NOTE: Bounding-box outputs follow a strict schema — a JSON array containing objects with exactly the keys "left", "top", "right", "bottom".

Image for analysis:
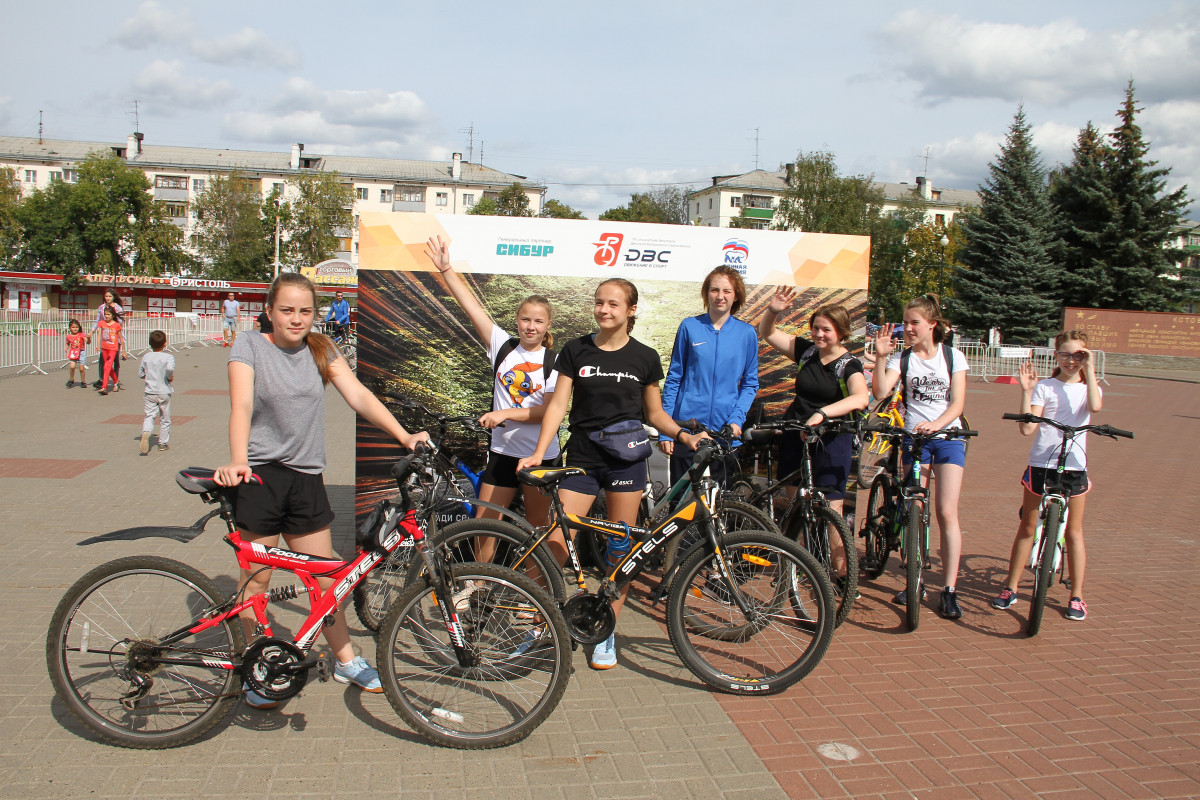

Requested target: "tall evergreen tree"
[
  {"left": 1100, "top": 80, "right": 1189, "bottom": 310},
  {"left": 955, "top": 107, "right": 1062, "bottom": 342},
  {"left": 1049, "top": 123, "right": 1118, "bottom": 308}
]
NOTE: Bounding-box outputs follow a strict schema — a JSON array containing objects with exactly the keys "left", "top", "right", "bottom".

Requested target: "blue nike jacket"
[{"left": 660, "top": 314, "right": 759, "bottom": 438}]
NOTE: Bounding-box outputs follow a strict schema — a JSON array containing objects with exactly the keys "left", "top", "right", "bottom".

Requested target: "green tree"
[
  {"left": 191, "top": 170, "right": 273, "bottom": 280},
  {"left": 0, "top": 167, "right": 22, "bottom": 267},
  {"left": 284, "top": 171, "right": 354, "bottom": 270},
  {"left": 15, "top": 152, "right": 185, "bottom": 288},
  {"left": 772, "top": 149, "right": 885, "bottom": 235},
  {"left": 1049, "top": 123, "right": 1119, "bottom": 309},
  {"left": 954, "top": 107, "right": 1062, "bottom": 342},
  {"left": 495, "top": 182, "right": 534, "bottom": 216},
  {"left": 867, "top": 190, "right": 926, "bottom": 322},
  {"left": 541, "top": 198, "right": 585, "bottom": 219},
  {"left": 467, "top": 196, "right": 498, "bottom": 216},
  {"left": 1099, "top": 80, "right": 1190, "bottom": 310},
  {"left": 600, "top": 186, "right": 688, "bottom": 224}
]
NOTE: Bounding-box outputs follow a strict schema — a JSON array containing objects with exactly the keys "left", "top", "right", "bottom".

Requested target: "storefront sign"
[{"left": 301, "top": 259, "right": 357, "bottom": 286}]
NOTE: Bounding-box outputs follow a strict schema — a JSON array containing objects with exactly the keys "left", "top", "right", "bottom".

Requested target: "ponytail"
[
  {"left": 905, "top": 294, "right": 950, "bottom": 344},
  {"left": 267, "top": 272, "right": 338, "bottom": 385}
]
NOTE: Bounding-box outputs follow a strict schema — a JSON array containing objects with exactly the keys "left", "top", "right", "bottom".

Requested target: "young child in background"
[
  {"left": 138, "top": 330, "right": 175, "bottom": 454},
  {"left": 64, "top": 319, "right": 87, "bottom": 388},
  {"left": 96, "top": 307, "right": 124, "bottom": 395}
]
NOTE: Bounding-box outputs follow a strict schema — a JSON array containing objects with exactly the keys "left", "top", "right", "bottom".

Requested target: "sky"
[{"left": 2, "top": 1, "right": 1198, "bottom": 220}]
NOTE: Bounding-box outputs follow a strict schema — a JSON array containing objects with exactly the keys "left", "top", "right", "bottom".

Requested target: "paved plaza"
[{"left": 1, "top": 343, "right": 1197, "bottom": 799}]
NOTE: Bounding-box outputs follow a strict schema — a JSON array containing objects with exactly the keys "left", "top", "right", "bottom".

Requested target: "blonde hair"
[
  {"left": 904, "top": 294, "right": 950, "bottom": 344},
  {"left": 266, "top": 272, "right": 339, "bottom": 384},
  {"left": 517, "top": 295, "right": 554, "bottom": 349},
  {"left": 597, "top": 278, "right": 638, "bottom": 334},
  {"left": 809, "top": 304, "right": 852, "bottom": 342}
]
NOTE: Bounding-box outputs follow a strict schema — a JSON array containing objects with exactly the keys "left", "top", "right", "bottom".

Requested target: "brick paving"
[{"left": 1, "top": 344, "right": 1197, "bottom": 799}]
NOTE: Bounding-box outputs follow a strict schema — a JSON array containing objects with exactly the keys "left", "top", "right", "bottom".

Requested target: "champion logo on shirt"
[{"left": 578, "top": 366, "right": 639, "bottom": 382}]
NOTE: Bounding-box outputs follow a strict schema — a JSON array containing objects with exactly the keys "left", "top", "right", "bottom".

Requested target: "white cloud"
[
  {"left": 876, "top": 10, "right": 1200, "bottom": 105},
  {"left": 189, "top": 28, "right": 300, "bottom": 70},
  {"left": 112, "top": 1, "right": 192, "bottom": 50},
  {"left": 131, "top": 60, "right": 236, "bottom": 112}
]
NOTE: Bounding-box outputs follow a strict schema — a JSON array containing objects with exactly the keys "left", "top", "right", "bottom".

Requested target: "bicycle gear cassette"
[
  {"left": 562, "top": 592, "right": 615, "bottom": 645},
  {"left": 241, "top": 638, "right": 308, "bottom": 701}
]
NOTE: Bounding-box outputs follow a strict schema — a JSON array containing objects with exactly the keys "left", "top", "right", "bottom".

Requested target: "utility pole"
[{"left": 273, "top": 201, "right": 282, "bottom": 279}]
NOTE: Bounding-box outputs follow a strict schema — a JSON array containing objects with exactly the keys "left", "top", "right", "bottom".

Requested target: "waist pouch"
[{"left": 588, "top": 420, "right": 652, "bottom": 462}]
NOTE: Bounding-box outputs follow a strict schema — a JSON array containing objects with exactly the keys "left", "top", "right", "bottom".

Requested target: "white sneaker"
[{"left": 589, "top": 633, "right": 617, "bottom": 670}]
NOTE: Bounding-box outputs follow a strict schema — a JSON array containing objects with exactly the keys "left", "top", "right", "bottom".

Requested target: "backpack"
[
  {"left": 898, "top": 342, "right": 971, "bottom": 451},
  {"left": 797, "top": 345, "right": 862, "bottom": 422},
  {"left": 492, "top": 337, "right": 556, "bottom": 408}
]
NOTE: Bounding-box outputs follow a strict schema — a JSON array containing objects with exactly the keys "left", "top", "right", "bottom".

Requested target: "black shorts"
[
  {"left": 482, "top": 452, "right": 556, "bottom": 489},
  {"left": 778, "top": 431, "right": 853, "bottom": 500},
  {"left": 1022, "top": 466, "right": 1090, "bottom": 498},
  {"left": 233, "top": 462, "right": 334, "bottom": 536}
]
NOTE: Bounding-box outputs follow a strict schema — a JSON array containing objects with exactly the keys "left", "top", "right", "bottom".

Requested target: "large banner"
[
  {"left": 354, "top": 213, "right": 870, "bottom": 519},
  {"left": 1064, "top": 307, "right": 1200, "bottom": 357}
]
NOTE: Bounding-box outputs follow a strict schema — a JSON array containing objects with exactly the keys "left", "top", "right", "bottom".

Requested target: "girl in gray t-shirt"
[{"left": 214, "top": 273, "right": 430, "bottom": 709}]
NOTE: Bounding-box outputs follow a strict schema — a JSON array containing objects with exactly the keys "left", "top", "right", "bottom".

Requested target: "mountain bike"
[
  {"left": 513, "top": 428, "right": 835, "bottom": 695},
  {"left": 322, "top": 321, "right": 357, "bottom": 370},
  {"left": 1001, "top": 412, "right": 1133, "bottom": 636},
  {"left": 858, "top": 423, "right": 978, "bottom": 632},
  {"left": 45, "top": 450, "right": 570, "bottom": 750},
  {"left": 738, "top": 419, "right": 860, "bottom": 627}
]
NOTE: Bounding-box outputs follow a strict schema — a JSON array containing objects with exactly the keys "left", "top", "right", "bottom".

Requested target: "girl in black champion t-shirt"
[{"left": 518, "top": 278, "right": 703, "bottom": 671}]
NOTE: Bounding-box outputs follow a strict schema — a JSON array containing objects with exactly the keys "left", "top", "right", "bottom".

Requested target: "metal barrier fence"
[
  {"left": 0, "top": 314, "right": 253, "bottom": 376},
  {"left": 863, "top": 338, "right": 1107, "bottom": 383}
]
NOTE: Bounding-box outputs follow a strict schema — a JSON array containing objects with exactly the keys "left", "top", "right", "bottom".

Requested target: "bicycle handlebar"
[
  {"left": 384, "top": 392, "right": 490, "bottom": 435},
  {"left": 745, "top": 418, "right": 859, "bottom": 442},
  {"left": 860, "top": 421, "right": 978, "bottom": 441},
  {"left": 1002, "top": 412, "right": 1133, "bottom": 440}
]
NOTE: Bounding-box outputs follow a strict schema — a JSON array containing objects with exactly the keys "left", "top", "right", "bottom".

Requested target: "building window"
[
  {"left": 744, "top": 194, "right": 773, "bottom": 209},
  {"left": 379, "top": 189, "right": 393, "bottom": 203},
  {"left": 272, "top": 182, "right": 284, "bottom": 195},
  {"left": 1188, "top": 235, "right": 1200, "bottom": 247},
  {"left": 163, "top": 202, "right": 188, "bottom": 218},
  {"left": 932, "top": 190, "right": 942, "bottom": 200},
  {"left": 355, "top": 187, "right": 369, "bottom": 200},
  {"left": 59, "top": 292, "right": 91, "bottom": 310},
  {"left": 192, "top": 178, "right": 205, "bottom": 193},
  {"left": 462, "top": 193, "right": 475, "bottom": 207},
  {"left": 24, "top": 170, "right": 36, "bottom": 183},
  {"left": 155, "top": 175, "right": 188, "bottom": 190},
  {"left": 338, "top": 237, "right": 352, "bottom": 252},
  {"left": 436, "top": 192, "right": 448, "bottom": 206},
  {"left": 695, "top": 203, "right": 700, "bottom": 214},
  {"left": 50, "top": 171, "right": 63, "bottom": 182},
  {"left": 397, "top": 185, "right": 423, "bottom": 202},
  {"left": 708, "top": 198, "right": 712, "bottom": 210},
  {"left": 935, "top": 214, "right": 946, "bottom": 226},
  {"left": 731, "top": 196, "right": 742, "bottom": 208}
]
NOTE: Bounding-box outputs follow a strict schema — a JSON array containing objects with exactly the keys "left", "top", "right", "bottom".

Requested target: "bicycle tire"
[
  {"left": 45, "top": 556, "right": 244, "bottom": 749},
  {"left": 666, "top": 532, "right": 834, "bottom": 695},
  {"left": 786, "top": 503, "right": 857, "bottom": 627},
  {"left": 663, "top": 499, "right": 779, "bottom": 574},
  {"left": 860, "top": 475, "right": 892, "bottom": 581},
  {"left": 408, "top": 518, "right": 566, "bottom": 604},
  {"left": 341, "top": 343, "right": 357, "bottom": 370},
  {"left": 1027, "top": 504, "right": 1061, "bottom": 637},
  {"left": 377, "top": 563, "right": 571, "bottom": 749},
  {"left": 353, "top": 544, "right": 418, "bottom": 632},
  {"left": 903, "top": 501, "right": 923, "bottom": 632}
]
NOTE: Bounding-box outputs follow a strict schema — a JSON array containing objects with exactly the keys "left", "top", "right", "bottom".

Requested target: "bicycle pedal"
[{"left": 314, "top": 652, "right": 333, "bottom": 682}]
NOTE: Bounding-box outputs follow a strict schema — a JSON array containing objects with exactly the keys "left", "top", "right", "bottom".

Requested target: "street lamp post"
[{"left": 937, "top": 233, "right": 950, "bottom": 296}]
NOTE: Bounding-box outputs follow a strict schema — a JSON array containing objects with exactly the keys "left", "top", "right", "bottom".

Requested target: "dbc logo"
[
  {"left": 723, "top": 239, "right": 749, "bottom": 273},
  {"left": 594, "top": 233, "right": 623, "bottom": 267}
]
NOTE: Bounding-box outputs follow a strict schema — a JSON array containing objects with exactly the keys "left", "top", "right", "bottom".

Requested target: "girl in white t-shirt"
[
  {"left": 872, "top": 294, "right": 969, "bottom": 620},
  {"left": 992, "top": 331, "right": 1103, "bottom": 621},
  {"left": 425, "top": 235, "right": 559, "bottom": 536}
]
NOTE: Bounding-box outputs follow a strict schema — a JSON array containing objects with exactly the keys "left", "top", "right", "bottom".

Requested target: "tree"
[
  {"left": 954, "top": 107, "right": 1062, "bottom": 342},
  {"left": 284, "top": 171, "right": 354, "bottom": 270},
  {"left": 867, "top": 190, "right": 926, "bottom": 322},
  {"left": 0, "top": 167, "right": 22, "bottom": 268},
  {"left": 191, "top": 170, "right": 273, "bottom": 280},
  {"left": 772, "top": 149, "right": 884, "bottom": 235},
  {"left": 466, "top": 196, "right": 498, "bottom": 216},
  {"left": 599, "top": 187, "right": 688, "bottom": 224},
  {"left": 541, "top": 198, "right": 585, "bottom": 219},
  {"left": 1049, "top": 123, "right": 1120, "bottom": 309},
  {"left": 1099, "top": 80, "right": 1189, "bottom": 310},
  {"left": 15, "top": 152, "right": 185, "bottom": 288},
  {"left": 467, "top": 182, "right": 535, "bottom": 217}
]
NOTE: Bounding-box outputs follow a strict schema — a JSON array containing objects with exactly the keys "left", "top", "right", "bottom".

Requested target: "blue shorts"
[
  {"left": 560, "top": 459, "right": 646, "bottom": 496},
  {"left": 778, "top": 431, "right": 853, "bottom": 500},
  {"left": 907, "top": 438, "right": 966, "bottom": 468}
]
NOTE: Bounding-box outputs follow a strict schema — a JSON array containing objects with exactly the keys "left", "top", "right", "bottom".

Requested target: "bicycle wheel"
[
  {"left": 666, "top": 533, "right": 834, "bottom": 695},
  {"left": 409, "top": 518, "right": 566, "bottom": 604},
  {"left": 903, "top": 501, "right": 923, "bottom": 632},
  {"left": 341, "top": 343, "right": 357, "bottom": 370},
  {"left": 353, "top": 544, "right": 418, "bottom": 632},
  {"left": 1027, "top": 504, "right": 1061, "bottom": 637},
  {"left": 663, "top": 499, "right": 779, "bottom": 574},
  {"left": 377, "top": 563, "right": 571, "bottom": 749},
  {"left": 860, "top": 475, "right": 892, "bottom": 580},
  {"left": 45, "top": 556, "right": 244, "bottom": 749},
  {"left": 786, "top": 504, "right": 857, "bottom": 627}
]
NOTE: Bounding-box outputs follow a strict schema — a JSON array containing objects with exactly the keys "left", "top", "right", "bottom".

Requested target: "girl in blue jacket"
[{"left": 659, "top": 266, "right": 760, "bottom": 484}]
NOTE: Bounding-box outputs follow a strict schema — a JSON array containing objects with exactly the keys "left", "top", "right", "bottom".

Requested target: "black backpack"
[{"left": 898, "top": 342, "right": 971, "bottom": 449}]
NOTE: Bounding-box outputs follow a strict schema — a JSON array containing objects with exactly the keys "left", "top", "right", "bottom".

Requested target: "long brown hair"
[
  {"left": 597, "top": 278, "right": 638, "bottom": 334},
  {"left": 904, "top": 294, "right": 950, "bottom": 344},
  {"left": 518, "top": 295, "right": 554, "bottom": 349},
  {"left": 701, "top": 266, "right": 746, "bottom": 315},
  {"left": 267, "top": 272, "right": 339, "bottom": 384},
  {"left": 1051, "top": 330, "right": 1088, "bottom": 379}
]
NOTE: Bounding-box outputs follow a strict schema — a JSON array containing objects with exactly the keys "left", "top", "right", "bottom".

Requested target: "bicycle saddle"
[
  {"left": 176, "top": 467, "right": 261, "bottom": 494},
  {"left": 517, "top": 466, "right": 586, "bottom": 488}
]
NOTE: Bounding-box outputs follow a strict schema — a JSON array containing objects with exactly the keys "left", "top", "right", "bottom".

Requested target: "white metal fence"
[
  {"left": 0, "top": 313, "right": 253, "bottom": 375},
  {"left": 863, "top": 338, "right": 1107, "bottom": 383}
]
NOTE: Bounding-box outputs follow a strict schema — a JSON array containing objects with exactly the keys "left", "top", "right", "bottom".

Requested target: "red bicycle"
[{"left": 45, "top": 448, "right": 570, "bottom": 750}]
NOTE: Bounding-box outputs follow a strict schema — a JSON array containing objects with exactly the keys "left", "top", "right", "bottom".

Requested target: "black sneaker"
[
  {"left": 991, "top": 588, "right": 1018, "bottom": 609},
  {"left": 66, "top": 380, "right": 73, "bottom": 388},
  {"left": 940, "top": 588, "right": 962, "bottom": 619},
  {"left": 893, "top": 586, "right": 927, "bottom": 605}
]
